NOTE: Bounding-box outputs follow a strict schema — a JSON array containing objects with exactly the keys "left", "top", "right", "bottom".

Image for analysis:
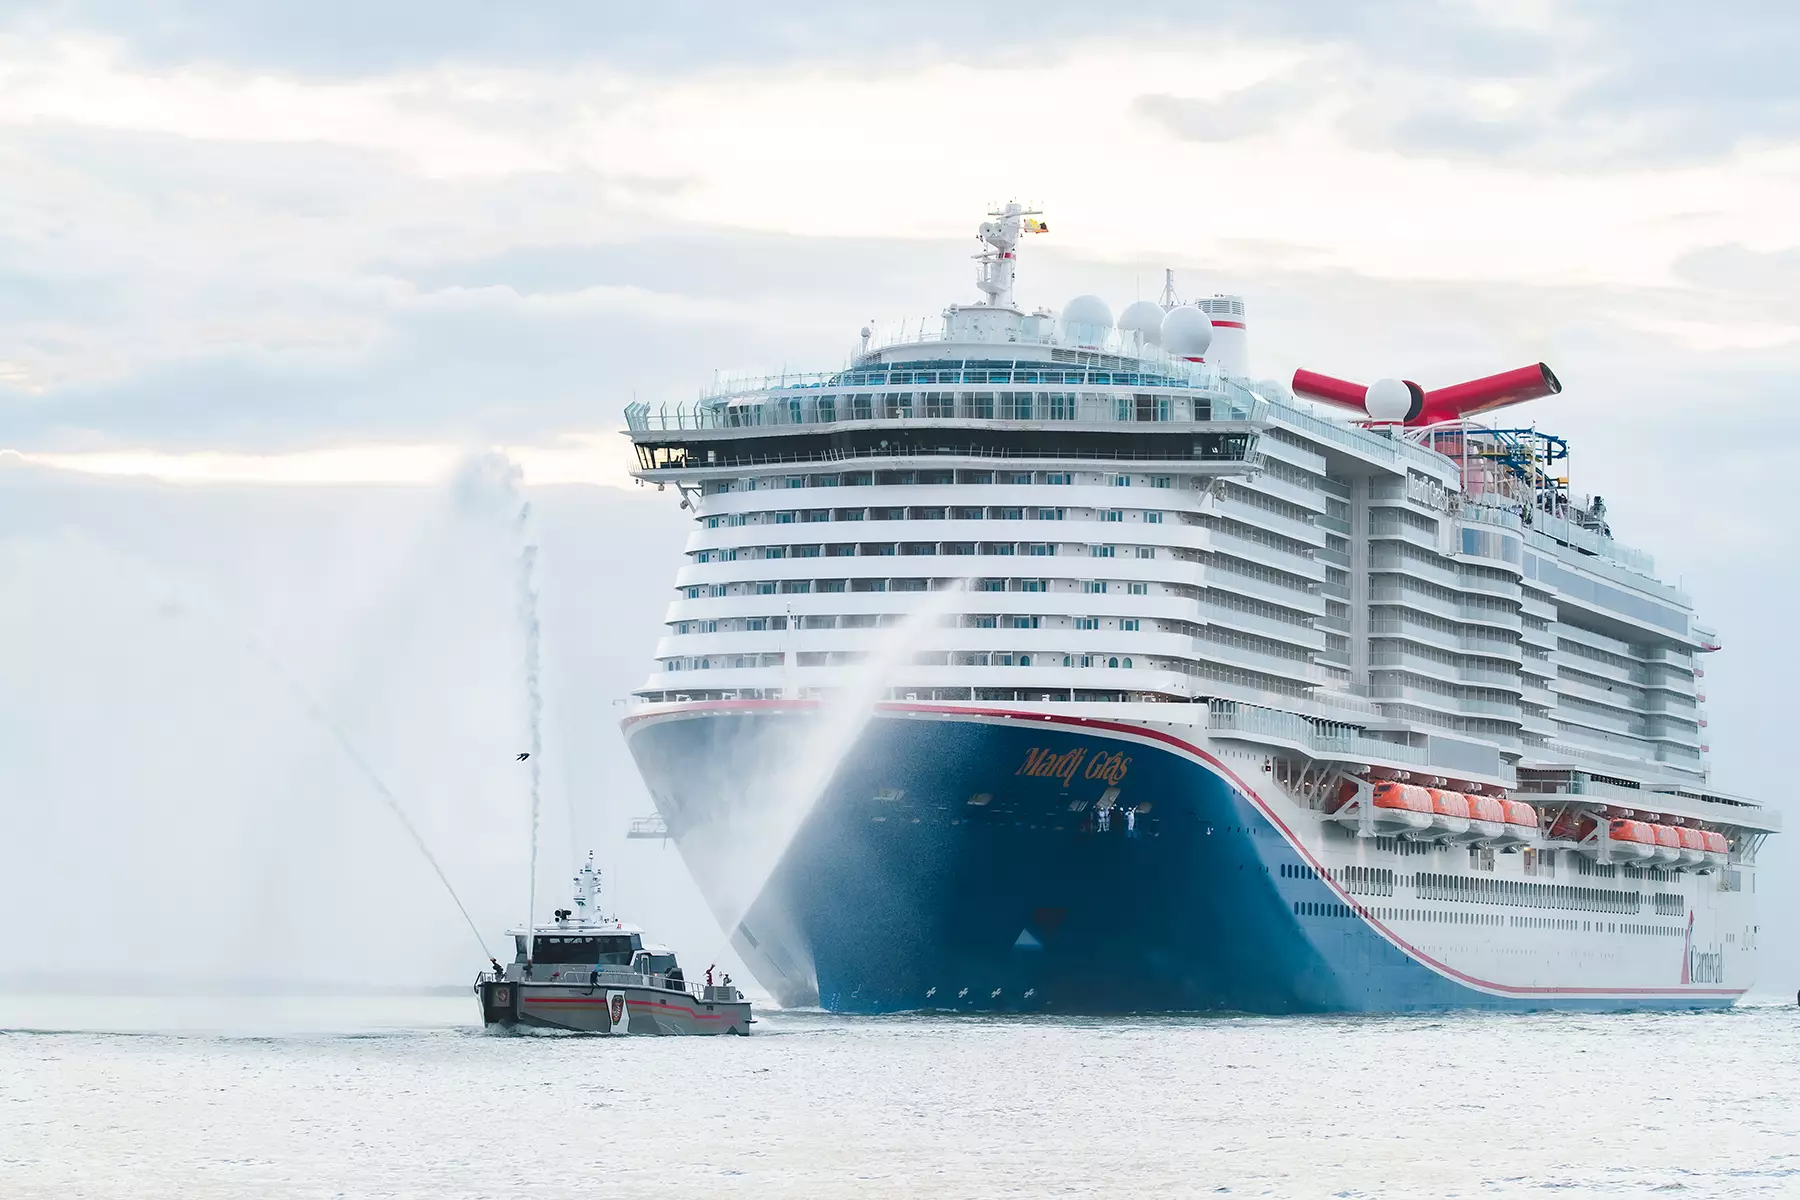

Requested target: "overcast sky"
[
  {"left": 1, "top": 4, "right": 1796, "bottom": 988},
  {"left": 3, "top": 2, "right": 1798, "bottom": 475}
]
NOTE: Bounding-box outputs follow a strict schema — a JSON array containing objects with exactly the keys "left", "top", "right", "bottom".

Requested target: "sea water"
[{"left": 3, "top": 994, "right": 1798, "bottom": 1198}]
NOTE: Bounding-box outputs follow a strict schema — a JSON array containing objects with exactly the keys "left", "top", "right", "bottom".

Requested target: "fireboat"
[{"left": 475, "top": 852, "right": 752, "bottom": 1035}]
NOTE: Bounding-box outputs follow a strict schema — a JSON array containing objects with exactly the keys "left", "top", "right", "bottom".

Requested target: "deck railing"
[{"left": 481, "top": 965, "right": 737, "bottom": 1001}]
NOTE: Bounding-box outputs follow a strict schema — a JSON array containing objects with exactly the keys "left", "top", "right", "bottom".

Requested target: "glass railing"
[
  {"left": 1208, "top": 699, "right": 1431, "bottom": 766},
  {"left": 1260, "top": 395, "right": 1456, "bottom": 477},
  {"left": 625, "top": 361, "right": 1270, "bottom": 435}
]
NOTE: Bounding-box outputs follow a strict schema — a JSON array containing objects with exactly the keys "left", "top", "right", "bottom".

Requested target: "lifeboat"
[
  {"left": 1649, "top": 824, "right": 1685, "bottom": 868},
  {"left": 1700, "top": 829, "right": 1730, "bottom": 871},
  {"left": 1465, "top": 793, "right": 1507, "bottom": 843},
  {"left": 1600, "top": 818, "right": 1657, "bottom": 863},
  {"left": 1489, "top": 798, "right": 1539, "bottom": 848},
  {"left": 1367, "top": 782, "right": 1434, "bottom": 835},
  {"left": 1674, "top": 826, "right": 1709, "bottom": 870},
  {"left": 1427, "top": 788, "right": 1473, "bottom": 841}
]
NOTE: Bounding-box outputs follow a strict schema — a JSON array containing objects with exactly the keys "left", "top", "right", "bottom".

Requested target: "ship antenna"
[
  {"left": 1159, "top": 268, "right": 1181, "bottom": 310},
  {"left": 973, "top": 200, "right": 1045, "bottom": 309},
  {"left": 572, "top": 849, "right": 604, "bottom": 923}
]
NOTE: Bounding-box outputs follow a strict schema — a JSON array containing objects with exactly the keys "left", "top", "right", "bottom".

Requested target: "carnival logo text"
[
  {"left": 1015, "top": 747, "right": 1132, "bottom": 787},
  {"left": 1688, "top": 944, "right": 1725, "bottom": 985},
  {"left": 1681, "top": 911, "right": 1725, "bottom": 985}
]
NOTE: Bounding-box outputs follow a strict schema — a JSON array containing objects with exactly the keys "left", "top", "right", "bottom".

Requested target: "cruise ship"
[{"left": 620, "top": 203, "right": 1778, "bottom": 1013}]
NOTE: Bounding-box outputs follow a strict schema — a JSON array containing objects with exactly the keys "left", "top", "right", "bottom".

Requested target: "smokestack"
[
  {"left": 1290, "top": 369, "right": 1366, "bottom": 411},
  {"left": 1416, "top": 363, "right": 1561, "bottom": 426},
  {"left": 1291, "top": 370, "right": 1424, "bottom": 422},
  {"left": 1198, "top": 295, "right": 1248, "bottom": 376},
  {"left": 1290, "top": 363, "right": 1558, "bottom": 426}
]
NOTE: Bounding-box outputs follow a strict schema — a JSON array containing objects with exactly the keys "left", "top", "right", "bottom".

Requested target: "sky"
[{"left": 0, "top": 2, "right": 1796, "bottom": 992}]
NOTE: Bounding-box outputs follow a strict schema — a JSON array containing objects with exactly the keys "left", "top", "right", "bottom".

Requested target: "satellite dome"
[
  {"left": 1061, "top": 295, "right": 1113, "bottom": 345},
  {"left": 1364, "top": 377, "right": 1414, "bottom": 422},
  {"left": 1160, "top": 305, "right": 1214, "bottom": 359},
  {"left": 1118, "top": 300, "right": 1165, "bottom": 345}
]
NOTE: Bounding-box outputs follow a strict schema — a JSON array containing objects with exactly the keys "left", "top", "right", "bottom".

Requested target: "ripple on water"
[{"left": 1, "top": 996, "right": 1797, "bottom": 1199}]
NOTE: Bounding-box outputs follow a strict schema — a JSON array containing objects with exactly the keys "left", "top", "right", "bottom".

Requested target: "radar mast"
[
  {"left": 1158, "top": 267, "right": 1181, "bottom": 311},
  {"left": 973, "top": 201, "right": 1045, "bottom": 310}
]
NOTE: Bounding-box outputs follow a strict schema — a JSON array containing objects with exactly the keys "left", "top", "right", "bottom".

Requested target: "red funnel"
[
  {"left": 1417, "top": 363, "right": 1561, "bottom": 426},
  {"left": 1290, "top": 363, "right": 1559, "bottom": 426}
]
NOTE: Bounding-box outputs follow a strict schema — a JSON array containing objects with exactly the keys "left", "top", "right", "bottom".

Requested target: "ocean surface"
[{"left": 4, "top": 993, "right": 1798, "bottom": 1199}]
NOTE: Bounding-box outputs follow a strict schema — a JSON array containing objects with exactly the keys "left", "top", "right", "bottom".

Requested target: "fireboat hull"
[{"left": 477, "top": 980, "right": 752, "bottom": 1035}]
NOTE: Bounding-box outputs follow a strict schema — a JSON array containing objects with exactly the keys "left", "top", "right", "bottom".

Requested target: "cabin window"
[{"left": 527, "top": 934, "right": 638, "bottom": 964}]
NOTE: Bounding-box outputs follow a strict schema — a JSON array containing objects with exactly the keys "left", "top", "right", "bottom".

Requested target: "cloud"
[
  {"left": 1131, "top": 80, "right": 1320, "bottom": 144},
  {"left": 0, "top": 1, "right": 1537, "bottom": 78},
  {"left": 1124, "top": 4, "right": 1800, "bottom": 171},
  {"left": 8, "top": 1, "right": 1796, "bottom": 176},
  {"left": 1, "top": 10, "right": 1798, "bottom": 462},
  {"left": 1674, "top": 243, "right": 1800, "bottom": 299}
]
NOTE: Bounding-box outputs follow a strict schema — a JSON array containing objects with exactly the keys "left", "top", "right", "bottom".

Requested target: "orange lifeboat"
[
  {"left": 1490, "top": 798, "right": 1539, "bottom": 847},
  {"left": 1427, "top": 788, "right": 1472, "bottom": 841},
  {"left": 1466, "top": 793, "right": 1506, "bottom": 843},
  {"left": 1368, "top": 782, "right": 1434, "bottom": 835},
  {"left": 1602, "top": 818, "right": 1657, "bottom": 863},
  {"left": 1674, "top": 826, "right": 1709, "bottom": 870},
  {"left": 1700, "top": 829, "right": 1730, "bottom": 871},
  {"left": 1650, "top": 824, "right": 1685, "bottom": 868}
]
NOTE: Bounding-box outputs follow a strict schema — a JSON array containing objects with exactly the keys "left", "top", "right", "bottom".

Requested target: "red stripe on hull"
[
  {"left": 523, "top": 995, "right": 729, "bottom": 1020},
  {"left": 624, "top": 699, "right": 1744, "bottom": 1001}
]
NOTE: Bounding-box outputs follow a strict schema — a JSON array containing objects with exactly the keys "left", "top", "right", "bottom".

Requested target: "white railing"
[
  {"left": 625, "top": 375, "right": 1267, "bottom": 435},
  {"left": 1261, "top": 394, "right": 1457, "bottom": 479},
  {"left": 853, "top": 321, "right": 1228, "bottom": 380},
  {"left": 1207, "top": 698, "right": 1432, "bottom": 767}
]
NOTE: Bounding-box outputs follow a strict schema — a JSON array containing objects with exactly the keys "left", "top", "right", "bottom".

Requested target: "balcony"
[
  {"left": 1199, "top": 603, "right": 1326, "bottom": 649},
  {"left": 1551, "top": 674, "right": 1647, "bottom": 713},
  {"left": 1209, "top": 529, "right": 1327, "bottom": 580},
  {"left": 1369, "top": 651, "right": 1522, "bottom": 691},
  {"left": 1370, "top": 683, "right": 1522, "bottom": 719},
  {"left": 1456, "top": 572, "right": 1520, "bottom": 599},
  {"left": 1194, "top": 637, "right": 1322, "bottom": 684},
  {"left": 1369, "top": 548, "right": 1458, "bottom": 588},
  {"left": 1207, "top": 700, "right": 1431, "bottom": 767},
  {"left": 1249, "top": 472, "right": 1329, "bottom": 513},
  {"left": 1202, "top": 565, "right": 1327, "bottom": 615},
  {"left": 1367, "top": 519, "right": 1440, "bottom": 551},
  {"left": 1215, "top": 494, "right": 1326, "bottom": 545}
]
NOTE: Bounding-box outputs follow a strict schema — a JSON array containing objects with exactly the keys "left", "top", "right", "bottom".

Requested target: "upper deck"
[{"left": 619, "top": 201, "right": 1764, "bottom": 828}]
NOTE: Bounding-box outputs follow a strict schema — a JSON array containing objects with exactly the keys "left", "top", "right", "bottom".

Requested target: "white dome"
[
  {"left": 1061, "top": 294, "right": 1113, "bottom": 341},
  {"left": 1364, "top": 377, "right": 1412, "bottom": 422},
  {"left": 1160, "top": 305, "right": 1214, "bottom": 359},
  {"left": 1118, "top": 300, "right": 1165, "bottom": 345}
]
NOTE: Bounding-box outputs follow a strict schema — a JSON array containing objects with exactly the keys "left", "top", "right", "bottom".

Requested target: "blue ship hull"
[{"left": 624, "top": 704, "right": 1736, "bottom": 1015}]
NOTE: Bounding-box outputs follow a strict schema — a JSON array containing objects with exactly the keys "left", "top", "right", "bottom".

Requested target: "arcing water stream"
[
  {"left": 515, "top": 521, "right": 545, "bottom": 948},
  {"left": 1, "top": 466, "right": 575, "bottom": 988},
  {"left": 453, "top": 452, "right": 549, "bottom": 942},
  {"left": 712, "top": 579, "right": 971, "bottom": 940},
  {"left": 244, "top": 633, "right": 495, "bottom": 962}
]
